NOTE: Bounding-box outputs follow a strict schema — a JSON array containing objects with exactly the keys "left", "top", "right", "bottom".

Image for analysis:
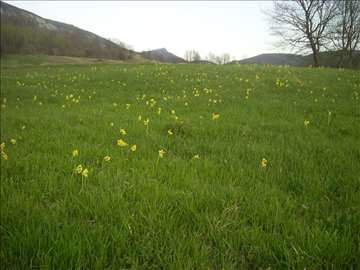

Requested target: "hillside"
[
  {"left": 140, "top": 48, "right": 186, "bottom": 63},
  {"left": 0, "top": 1, "right": 141, "bottom": 60},
  {"left": 230, "top": 52, "right": 360, "bottom": 68},
  {"left": 0, "top": 54, "right": 136, "bottom": 68}
]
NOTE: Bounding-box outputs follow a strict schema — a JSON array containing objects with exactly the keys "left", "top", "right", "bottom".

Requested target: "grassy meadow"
[{"left": 1, "top": 57, "right": 360, "bottom": 269}]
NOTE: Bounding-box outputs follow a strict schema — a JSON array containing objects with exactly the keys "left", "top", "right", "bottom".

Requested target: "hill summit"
[{"left": 140, "top": 48, "right": 186, "bottom": 63}]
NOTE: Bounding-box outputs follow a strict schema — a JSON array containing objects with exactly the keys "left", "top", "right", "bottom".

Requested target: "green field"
[{"left": 1, "top": 58, "right": 359, "bottom": 269}]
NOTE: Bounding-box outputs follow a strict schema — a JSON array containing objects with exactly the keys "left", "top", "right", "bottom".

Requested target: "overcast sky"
[{"left": 6, "top": 1, "right": 284, "bottom": 60}]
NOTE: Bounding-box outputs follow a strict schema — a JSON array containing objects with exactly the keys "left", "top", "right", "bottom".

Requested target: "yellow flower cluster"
[
  {"left": 143, "top": 118, "right": 150, "bottom": 126},
  {"left": 120, "top": 128, "right": 127, "bottom": 135},
  {"left": 72, "top": 149, "right": 79, "bottom": 157},
  {"left": 74, "top": 164, "right": 89, "bottom": 177},
  {"left": 212, "top": 113, "right": 220, "bottom": 120},
  {"left": 261, "top": 158, "right": 268, "bottom": 168},
  {"left": 117, "top": 139, "right": 128, "bottom": 147},
  {"left": 1, "top": 142, "right": 8, "bottom": 160},
  {"left": 158, "top": 149, "right": 166, "bottom": 158},
  {"left": 117, "top": 137, "right": 136, "bottom": 152}
]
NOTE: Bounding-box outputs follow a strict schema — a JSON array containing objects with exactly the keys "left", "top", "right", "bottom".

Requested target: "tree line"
[{"left": 184, "top": 50, "right": 232, "bottom": 64}]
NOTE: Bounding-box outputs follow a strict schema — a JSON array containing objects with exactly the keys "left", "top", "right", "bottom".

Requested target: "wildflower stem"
[{"left": 79, "top": 176, "right": 84, "bottom": 194}]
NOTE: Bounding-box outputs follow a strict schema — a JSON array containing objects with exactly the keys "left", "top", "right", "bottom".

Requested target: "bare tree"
[
  {"left": 221, "top": 53, "right": 231, "bottom": 64},
  {"left": 267, "top": 0, "right": 337, "bottom": 67},
  {"left": 184, "top": 50, "right": 193, "bottom": 62},
  {"left": 184, "top": 50, "right": 201, "bottom": 61},
  {"left": 212, "top": 56, "right": 220, "bottom": 64},
  {"left": 204, "top": 52, "right": 231, "bottom": 64},
  {"left": 329, "top": 0, "right": 360, "bottom": 67},
  {"left": 205, "top": 52, "right": 217, "bottom": 63},
  {"left": 193, "top": 51, "right": 201, "bottom": 61}
]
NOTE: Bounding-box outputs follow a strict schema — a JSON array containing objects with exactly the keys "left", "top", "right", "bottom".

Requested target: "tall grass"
[{"left": 1, "top": 61, "right": 359, "bottom": 269}]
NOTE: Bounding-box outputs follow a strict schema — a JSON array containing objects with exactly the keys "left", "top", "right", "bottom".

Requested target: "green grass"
[
  {"left": 1, "top": 58, "right": 360, "bottom": 269},
  {"left": 0, "top": 54, "right": 133, "bottom": 68}
]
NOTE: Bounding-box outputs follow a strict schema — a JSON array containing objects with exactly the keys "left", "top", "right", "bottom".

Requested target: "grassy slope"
[
  {"left": 1, "top": 59, "right": 359, "bottom": 269},
  {"left": 0, "top": 54, "right": 154, "bottom": 68}
]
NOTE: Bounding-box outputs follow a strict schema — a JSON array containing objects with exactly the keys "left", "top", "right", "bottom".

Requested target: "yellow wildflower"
[
  {"left": 1, "top": 151, "right": 8, "bottom": 160},
  {"left": 158, "top": 149, "right": 166, "bottom": 158},
  {"left": 72, "top": 149, "right": 79, "bottom": 157},
  {"left": 304, "top": 120, "right": 310, "bottom": 127},
  {"left": 212, "top": 113, "right": 220, "bottom": 120},
  {"left": 130, "top": 145, "right": 137, "bottom": 152},
  {"left": 82, "top": 168, "right": 89, "bottom": 178},
  {"left": 167, "top": 129, "right": 173, "bottom": 135},
  {"left": 192, "top": 154, "right": 200, "bottom": 159},
  {"left": 120, "top": 128, "right": 127, "bottom": 135},
  {"left": 126, "top": 103, "right": 131, "bottom": 109},
  {"left": 75, "top": 164, "right": 83, "bottom": 174},
  {"left": 171, "top": 110, "right": 176, "bottom": 115},
  {"left": 143, "top": 118, "right": 149, "bottom": 126},
  {"left": 261, "top": 158, "right": 268, "bottom": 168},
  {"left": 104, "top": 155, "right": 111, "bottom": 162},
  {"left": 10, "top": 139, "right": 16, "bottom": 145},
  {"left": 117, "top": 139, "right": 128, "bottom": 147}
]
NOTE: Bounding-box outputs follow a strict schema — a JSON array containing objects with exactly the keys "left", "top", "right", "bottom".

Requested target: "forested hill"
[{"left": 0, "top": 1, "right": 140, "bottom": 60}]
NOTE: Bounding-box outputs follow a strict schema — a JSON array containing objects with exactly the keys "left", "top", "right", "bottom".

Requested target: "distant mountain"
[
  {"left": 140, "top": 48, "right": 186, "bottom": 63},
  {"left": 230, "top": 54, "right": 306, "bottom": 66},
  {"left": 0, "top": 1, "right": 141, "bottom": 60},
  {"left": 230, "top": 52, "right": 360, "bottom": 68}
]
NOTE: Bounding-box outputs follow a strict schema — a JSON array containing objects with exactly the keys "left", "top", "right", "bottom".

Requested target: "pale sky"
[{"left": 6, "top": 1, "right": 283, "bottom": 60}]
